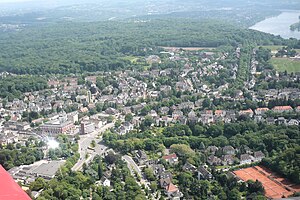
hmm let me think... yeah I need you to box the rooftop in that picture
[33,160,65,178]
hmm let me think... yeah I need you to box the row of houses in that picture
[205,145,265,166]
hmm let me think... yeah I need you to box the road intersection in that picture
[72,123,114,171]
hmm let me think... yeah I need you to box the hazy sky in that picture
[0,0,34,3]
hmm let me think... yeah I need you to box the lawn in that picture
[271,57,300,73]
[121,56,141,63]
[260,45,285,51]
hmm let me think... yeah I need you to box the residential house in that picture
[151,164,165,178]
[149,110,158,118]
[206,146,219,155]
[238,145,252,154]
[0,132,18,145]
[266,117,276,125]
[188,110,198,123]
[158,116,172,127]
[48,80,60,88]
[215,110,226,117]
[276,117,287,125]
[134,150,148,165]
[195,99,203,108]
[164,182,183,200]
[253,151,265,162]
[160,171,173,180]
[222,155,235,166]
[200,110,214,124]
[254,115,264,123]
[255,107,269,115]
[80,107,89,113]
[96,177,111,187]
[119,123,134,135]
[272,106,293,113]
[160,85,172,94]
[197,166,212,180]
[85,76,97,84]
[239,109,254,118]
[240,154,252,165]
[207,155,222,166]
[160,177,172,188]
[222,146,235,155]
[224,110,237,123]
[160,107,170,115]
[145,159,159,166]
[288,119,299,126]
[177,115,188,125]
[162,154,178,165]
[122,107,132,115]
[175,81,191,92]
[178,102,195,110]
[105,108,119,115]
[182,162,197,172]
[172,110,183,120]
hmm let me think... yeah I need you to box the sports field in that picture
[234,166,300,199]
[271,57,300,73]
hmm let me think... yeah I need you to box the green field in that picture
[271,57,300,73]
[121,56,141,63]
[260,45,285,51]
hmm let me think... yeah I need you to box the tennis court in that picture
[234,166,298,199]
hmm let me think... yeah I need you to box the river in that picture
[250,10,300,39]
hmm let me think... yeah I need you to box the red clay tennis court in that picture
[234,166,300,199]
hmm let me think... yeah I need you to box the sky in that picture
[0,0,35,3]
[0,0,100,5]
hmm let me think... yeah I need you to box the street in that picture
[72,123,114,171]
[122,155,151,191]
[122,155,142,176]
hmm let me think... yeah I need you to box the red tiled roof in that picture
[239,109,253,113]
[256,107,269,111]
[162,153,177,160]
[215,110,223,115]
[273,106,293,111]
[47,80,60,86]
[166,182,179,193]
[0,165,31,200]
[80,107,89,113]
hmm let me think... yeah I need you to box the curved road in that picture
[72,123,114,171]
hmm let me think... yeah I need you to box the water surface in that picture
[250,10,300,39]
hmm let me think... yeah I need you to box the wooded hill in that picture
[0,19,286,75]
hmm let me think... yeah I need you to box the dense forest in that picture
[0,75,48,100]
[262,147,300,184]
[0,19,287,75]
